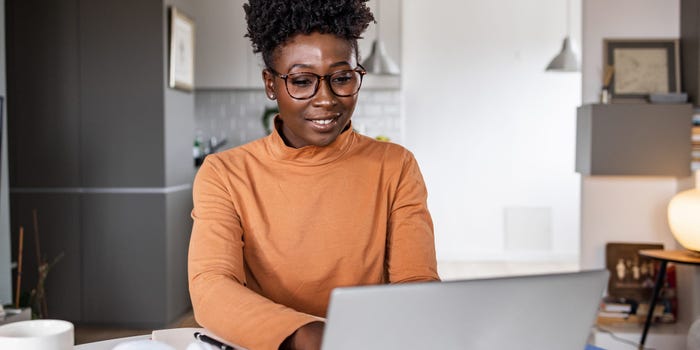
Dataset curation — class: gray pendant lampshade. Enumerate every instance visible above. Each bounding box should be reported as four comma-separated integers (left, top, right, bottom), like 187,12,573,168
361,0,400,75
546,36,579,72
546,0,579,72
362,39,400,75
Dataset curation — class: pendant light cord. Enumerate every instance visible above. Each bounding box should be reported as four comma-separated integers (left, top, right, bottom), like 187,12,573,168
566,0,571,37
375,0,382,40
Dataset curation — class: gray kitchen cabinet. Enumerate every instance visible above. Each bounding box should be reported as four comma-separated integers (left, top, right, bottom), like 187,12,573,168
360,0,401,89
7,0,194,327
576,103,693,176
192,0,401,90
192,0,262,89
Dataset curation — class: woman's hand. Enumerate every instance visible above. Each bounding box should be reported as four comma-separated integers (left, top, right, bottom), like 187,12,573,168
283,321,325,350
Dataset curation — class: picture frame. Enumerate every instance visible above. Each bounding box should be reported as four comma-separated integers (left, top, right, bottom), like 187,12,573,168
605,242,664,302
604,39,680,99
168,7,195,92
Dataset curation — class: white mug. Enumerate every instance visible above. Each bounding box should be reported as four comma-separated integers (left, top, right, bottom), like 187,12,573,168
0,319,74,350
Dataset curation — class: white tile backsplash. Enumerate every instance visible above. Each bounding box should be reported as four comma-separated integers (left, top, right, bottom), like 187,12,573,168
194,89,402,150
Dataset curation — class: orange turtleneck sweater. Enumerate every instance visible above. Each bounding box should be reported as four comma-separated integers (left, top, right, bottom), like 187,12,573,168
188,122,439,350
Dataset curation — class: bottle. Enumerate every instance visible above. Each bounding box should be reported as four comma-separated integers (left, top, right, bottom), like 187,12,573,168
193,130,204,166
600,88,610,104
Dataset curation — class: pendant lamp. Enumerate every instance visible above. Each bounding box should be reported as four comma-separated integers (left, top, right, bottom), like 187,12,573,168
546,0,579,72
362,1,400,75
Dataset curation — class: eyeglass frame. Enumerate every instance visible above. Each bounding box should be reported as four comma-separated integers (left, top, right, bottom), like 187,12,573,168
266,65,367,100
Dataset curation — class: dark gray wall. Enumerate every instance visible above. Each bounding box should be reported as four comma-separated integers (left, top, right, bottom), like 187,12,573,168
82,194,167,326
7,0,194,326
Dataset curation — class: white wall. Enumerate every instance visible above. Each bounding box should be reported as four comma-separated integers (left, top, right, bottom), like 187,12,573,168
580,176,680,269
579,0,681,269
580,0,700,329
581,0,680,104
0,0,12,305
403,0,582,262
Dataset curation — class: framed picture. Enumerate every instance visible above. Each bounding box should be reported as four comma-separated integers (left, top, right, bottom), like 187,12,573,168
169,7,195,91
604,39,680,99
605,242,664,302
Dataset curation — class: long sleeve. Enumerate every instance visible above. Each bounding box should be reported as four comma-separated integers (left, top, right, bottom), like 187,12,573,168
386,151,440,283
188,128,440,349
188,156,318,350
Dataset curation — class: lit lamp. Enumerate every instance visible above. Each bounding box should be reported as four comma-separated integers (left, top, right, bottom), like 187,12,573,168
667,171,700,253
668,171,700,350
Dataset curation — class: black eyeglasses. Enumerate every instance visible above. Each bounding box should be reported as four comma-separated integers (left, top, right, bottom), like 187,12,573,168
267,65,366,100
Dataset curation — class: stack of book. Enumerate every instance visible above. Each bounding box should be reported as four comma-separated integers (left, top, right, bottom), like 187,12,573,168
597,298,640,325
596,298,667,325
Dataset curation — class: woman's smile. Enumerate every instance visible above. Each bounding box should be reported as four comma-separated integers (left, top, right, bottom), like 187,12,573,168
307,113,342,131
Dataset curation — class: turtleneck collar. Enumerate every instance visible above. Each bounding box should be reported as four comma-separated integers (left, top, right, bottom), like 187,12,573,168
264,115,356,166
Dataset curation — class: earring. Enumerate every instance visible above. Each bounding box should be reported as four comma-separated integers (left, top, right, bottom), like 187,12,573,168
268,93,276,100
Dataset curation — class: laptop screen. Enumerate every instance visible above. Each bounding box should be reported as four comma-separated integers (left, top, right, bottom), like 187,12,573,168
322,269,608,350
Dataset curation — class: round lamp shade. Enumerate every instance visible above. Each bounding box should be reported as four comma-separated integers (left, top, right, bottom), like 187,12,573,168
668,186,700,252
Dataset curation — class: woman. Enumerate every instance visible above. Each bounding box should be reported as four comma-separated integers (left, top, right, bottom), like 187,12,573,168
188,1,439,349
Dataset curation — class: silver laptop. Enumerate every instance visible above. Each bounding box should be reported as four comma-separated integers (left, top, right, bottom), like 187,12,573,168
321,269,609,350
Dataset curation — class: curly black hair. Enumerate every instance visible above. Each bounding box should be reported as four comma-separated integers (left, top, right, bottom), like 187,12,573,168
243,0,374,69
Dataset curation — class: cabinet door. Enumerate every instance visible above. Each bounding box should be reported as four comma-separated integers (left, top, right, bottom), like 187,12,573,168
575,104,693,176
193,0,249,88
247,47,265,89
358,0,401,89
7,0,82,187
194,0,397,89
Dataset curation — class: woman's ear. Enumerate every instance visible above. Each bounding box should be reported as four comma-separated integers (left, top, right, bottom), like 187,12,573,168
262,69,277,100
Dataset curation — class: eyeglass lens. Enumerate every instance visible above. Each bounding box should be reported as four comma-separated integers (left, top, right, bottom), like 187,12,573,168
286,70,363,99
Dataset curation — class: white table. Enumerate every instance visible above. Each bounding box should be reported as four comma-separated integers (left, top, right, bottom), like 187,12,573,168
73,328,238,350
75,335,150,350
